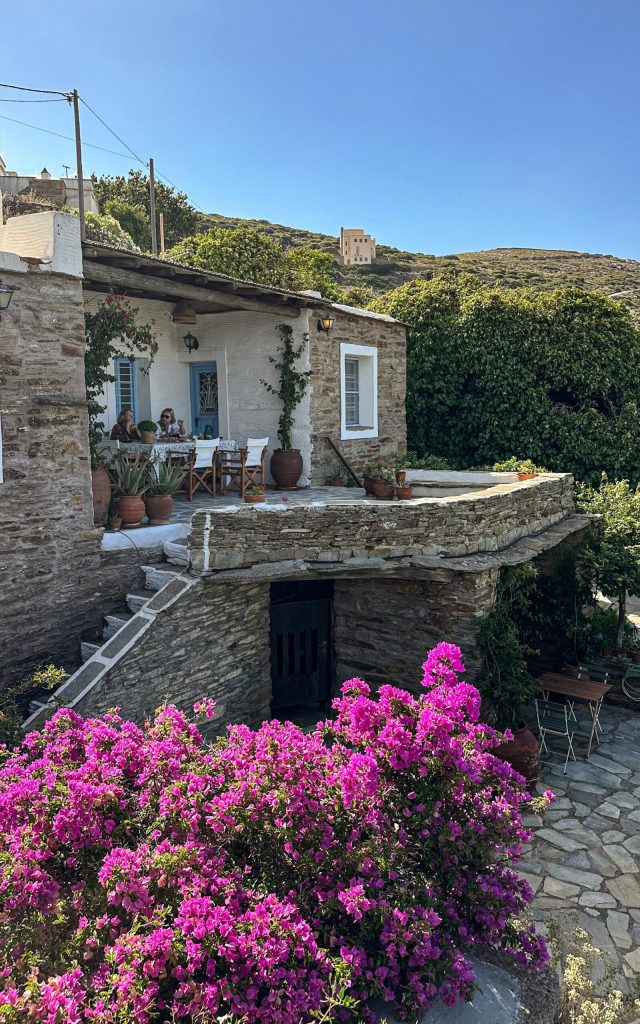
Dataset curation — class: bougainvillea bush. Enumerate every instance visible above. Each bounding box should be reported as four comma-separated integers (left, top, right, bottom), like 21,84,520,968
0,644,550,1022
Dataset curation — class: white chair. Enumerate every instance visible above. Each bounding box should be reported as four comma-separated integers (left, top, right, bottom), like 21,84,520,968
186,438,220,500
535,698,576,774
220,437,268,497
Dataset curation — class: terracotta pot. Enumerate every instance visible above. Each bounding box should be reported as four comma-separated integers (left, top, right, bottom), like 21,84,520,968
495,723,540,786
372,480,395,500
270,449,303,488
118,495,146,528
145,494,174,525
327,479,346,487
396,485,413,500
363,476,375,495
517,472,536,481
139,430,157,444
91,467,112,526
108,516,122,532
244,493,267,504
395,470,407,485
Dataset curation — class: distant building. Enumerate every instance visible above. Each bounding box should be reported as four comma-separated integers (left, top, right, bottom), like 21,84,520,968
0,154,98,214
340,227,376,266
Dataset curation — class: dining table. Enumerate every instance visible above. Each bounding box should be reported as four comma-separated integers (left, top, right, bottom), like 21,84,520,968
536,671,612,758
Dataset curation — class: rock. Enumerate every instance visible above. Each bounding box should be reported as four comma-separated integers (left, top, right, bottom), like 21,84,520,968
578,891,617,909
602,830,626,844
624,947,640,973
535,828,586,853
593,801,621,820
546,863,604,889
603,845,639,875
543,877,579,898
606,875,640,909
607,911,632,950
623,836,640,855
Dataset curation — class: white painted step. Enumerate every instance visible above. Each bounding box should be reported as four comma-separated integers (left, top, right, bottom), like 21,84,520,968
126,590,153,614
142,564,183,592
81,642,100,663
103,611,134,641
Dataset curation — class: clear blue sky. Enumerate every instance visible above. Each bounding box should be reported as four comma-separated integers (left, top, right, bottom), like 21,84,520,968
1,0,638,259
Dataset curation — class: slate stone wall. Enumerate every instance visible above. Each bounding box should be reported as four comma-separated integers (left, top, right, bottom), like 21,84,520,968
0,268,103,683
308,307,407,484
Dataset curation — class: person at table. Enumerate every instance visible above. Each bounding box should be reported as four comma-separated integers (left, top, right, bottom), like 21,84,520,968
156,408,186,439
110,408,140,443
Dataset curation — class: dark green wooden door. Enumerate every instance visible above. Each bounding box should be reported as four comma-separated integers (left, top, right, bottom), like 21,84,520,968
270,583,333,710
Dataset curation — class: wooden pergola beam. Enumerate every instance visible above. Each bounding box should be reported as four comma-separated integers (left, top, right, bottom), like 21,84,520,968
82,260,302,318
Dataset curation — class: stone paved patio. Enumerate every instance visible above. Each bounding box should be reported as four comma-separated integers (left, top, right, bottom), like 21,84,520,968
521,704,640,990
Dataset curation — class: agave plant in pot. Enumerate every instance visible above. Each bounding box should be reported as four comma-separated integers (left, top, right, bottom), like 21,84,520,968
108,452,152,528
261,323,311,488
145,459,184,524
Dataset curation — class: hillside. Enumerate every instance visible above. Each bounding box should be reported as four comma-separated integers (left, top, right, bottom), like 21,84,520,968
203,212,640,320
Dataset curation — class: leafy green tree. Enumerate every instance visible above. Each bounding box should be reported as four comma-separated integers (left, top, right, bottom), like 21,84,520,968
93,170,201,249
337,284,376,309
84,211,139,251
104,197,151,251
577,478,640,651
283,248,339,298
168,226,286,286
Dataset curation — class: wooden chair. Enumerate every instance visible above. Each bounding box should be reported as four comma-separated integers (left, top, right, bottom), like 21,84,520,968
220,437,268,498
185,439,220,500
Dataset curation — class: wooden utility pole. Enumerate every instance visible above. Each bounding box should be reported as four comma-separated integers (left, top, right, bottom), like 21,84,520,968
159,211,165,255
71,90,85,241
149,158,158,255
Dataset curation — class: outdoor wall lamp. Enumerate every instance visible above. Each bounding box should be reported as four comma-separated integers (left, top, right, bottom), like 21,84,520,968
0,281,15,320
183,331,200,353
317,314,334,333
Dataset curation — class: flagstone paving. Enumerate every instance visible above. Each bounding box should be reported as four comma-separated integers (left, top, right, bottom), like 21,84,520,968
521,704,640,991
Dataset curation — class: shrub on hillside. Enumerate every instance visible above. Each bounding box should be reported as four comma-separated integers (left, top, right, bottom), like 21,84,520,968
0,645,549,1022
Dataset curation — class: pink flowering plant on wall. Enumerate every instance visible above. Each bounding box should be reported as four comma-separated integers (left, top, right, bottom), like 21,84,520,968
0,644,550,1022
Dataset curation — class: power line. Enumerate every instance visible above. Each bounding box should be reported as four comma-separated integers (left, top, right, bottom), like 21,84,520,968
0,111,142,162
155,167,207,214
0,97,67,104
79,96,147,168
0,81,69,97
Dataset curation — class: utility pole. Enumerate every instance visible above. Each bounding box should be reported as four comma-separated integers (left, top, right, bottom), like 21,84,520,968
71,90,85,241
149,157,158,255
159,211,165,256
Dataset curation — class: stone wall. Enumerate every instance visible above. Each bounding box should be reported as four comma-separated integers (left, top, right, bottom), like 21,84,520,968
333,569,498,692
308,306,406,484
77,579,272,729
0,253,103,684
191,474,574,573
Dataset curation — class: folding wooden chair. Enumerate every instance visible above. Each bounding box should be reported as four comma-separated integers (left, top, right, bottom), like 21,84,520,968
220,437,268,498
186,438,220,500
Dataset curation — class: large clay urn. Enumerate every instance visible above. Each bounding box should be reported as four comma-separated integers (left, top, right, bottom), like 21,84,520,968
145,494,174,525
270,449,303,488
91,467,112,526
494,723,540,786
118,495,146,529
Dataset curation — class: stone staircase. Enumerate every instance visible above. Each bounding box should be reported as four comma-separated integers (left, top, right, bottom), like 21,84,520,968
25,538,193,730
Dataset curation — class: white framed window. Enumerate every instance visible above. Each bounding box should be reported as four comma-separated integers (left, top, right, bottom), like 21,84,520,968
340,342,378,440
114,357,137,420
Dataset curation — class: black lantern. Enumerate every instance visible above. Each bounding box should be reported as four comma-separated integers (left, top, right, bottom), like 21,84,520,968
0,280,15,320
183,331,200,353
317,315,334,333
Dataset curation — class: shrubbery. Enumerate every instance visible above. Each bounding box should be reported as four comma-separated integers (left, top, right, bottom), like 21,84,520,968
0,645,549,1022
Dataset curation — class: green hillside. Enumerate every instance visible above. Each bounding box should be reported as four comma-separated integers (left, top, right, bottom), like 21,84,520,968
203,212,640,320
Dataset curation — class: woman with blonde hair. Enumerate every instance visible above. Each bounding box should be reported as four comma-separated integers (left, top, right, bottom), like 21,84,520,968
110,408,140,443
156,408,185,438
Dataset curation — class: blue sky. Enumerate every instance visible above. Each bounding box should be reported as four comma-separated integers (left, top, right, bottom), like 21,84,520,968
1,0,638,259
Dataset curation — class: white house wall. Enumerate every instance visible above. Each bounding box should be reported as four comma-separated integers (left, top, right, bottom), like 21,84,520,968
87,292,311,485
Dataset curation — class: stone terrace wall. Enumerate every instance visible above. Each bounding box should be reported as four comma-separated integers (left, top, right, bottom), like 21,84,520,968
190,475,574,573
333,569,498,692
308,306,406,485
0,261,103,684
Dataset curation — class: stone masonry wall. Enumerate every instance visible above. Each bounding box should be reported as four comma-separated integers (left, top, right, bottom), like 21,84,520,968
191,475,574,573
78,579,272,729
333,570,498,693
0,266,103,684
308,307,406,484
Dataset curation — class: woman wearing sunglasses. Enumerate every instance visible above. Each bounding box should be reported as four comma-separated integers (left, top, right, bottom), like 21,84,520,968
156,408,186,439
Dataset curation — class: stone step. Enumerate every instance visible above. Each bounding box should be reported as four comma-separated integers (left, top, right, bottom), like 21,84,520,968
164,538,189,566
141,564,183,592
81,641,100,663
126,590,154,614
103,611,134,640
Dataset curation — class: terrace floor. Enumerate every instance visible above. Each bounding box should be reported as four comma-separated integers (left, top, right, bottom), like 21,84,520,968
523,704,640,991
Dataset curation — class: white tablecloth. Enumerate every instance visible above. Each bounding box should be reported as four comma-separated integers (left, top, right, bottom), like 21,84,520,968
98,439,239,462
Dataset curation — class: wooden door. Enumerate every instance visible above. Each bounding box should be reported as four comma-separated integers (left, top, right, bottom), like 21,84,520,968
270,583,333,710
189,362,219,436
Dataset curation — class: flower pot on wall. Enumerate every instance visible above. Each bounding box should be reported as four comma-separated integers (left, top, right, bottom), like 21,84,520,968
372,480,395,500
145,494,174,525
396,485,413,500
270,449,303,488
244,493,267,504
139,430,157,445
118,496,146,529
517,472,536,481
91,467,112,526
494,723,540,786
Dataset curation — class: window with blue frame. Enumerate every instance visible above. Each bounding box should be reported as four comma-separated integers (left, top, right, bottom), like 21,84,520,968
114,358,137,420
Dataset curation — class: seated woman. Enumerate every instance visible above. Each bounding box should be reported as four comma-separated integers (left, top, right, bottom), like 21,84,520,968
110,408,141,443
156,408,186,439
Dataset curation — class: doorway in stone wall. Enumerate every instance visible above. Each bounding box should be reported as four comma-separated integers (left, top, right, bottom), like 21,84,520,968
270,580,334,723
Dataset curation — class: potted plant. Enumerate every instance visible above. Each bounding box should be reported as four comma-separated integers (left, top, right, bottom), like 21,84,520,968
491,457,546,481
261,324,311,488
326,474,346,487
394,454,410,485
145,460,184,525
396,484,414,500
362,463,379,495
372,466,396,500
90,447,112,526
244,483,267,505
108,452,152,528
138,419,158,445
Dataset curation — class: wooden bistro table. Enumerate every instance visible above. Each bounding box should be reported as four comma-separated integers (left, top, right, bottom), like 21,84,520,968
536,672,612,759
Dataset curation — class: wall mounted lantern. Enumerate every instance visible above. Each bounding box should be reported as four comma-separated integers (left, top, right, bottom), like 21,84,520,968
317,314,334,333
183,331,200,353
0,281,15,321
